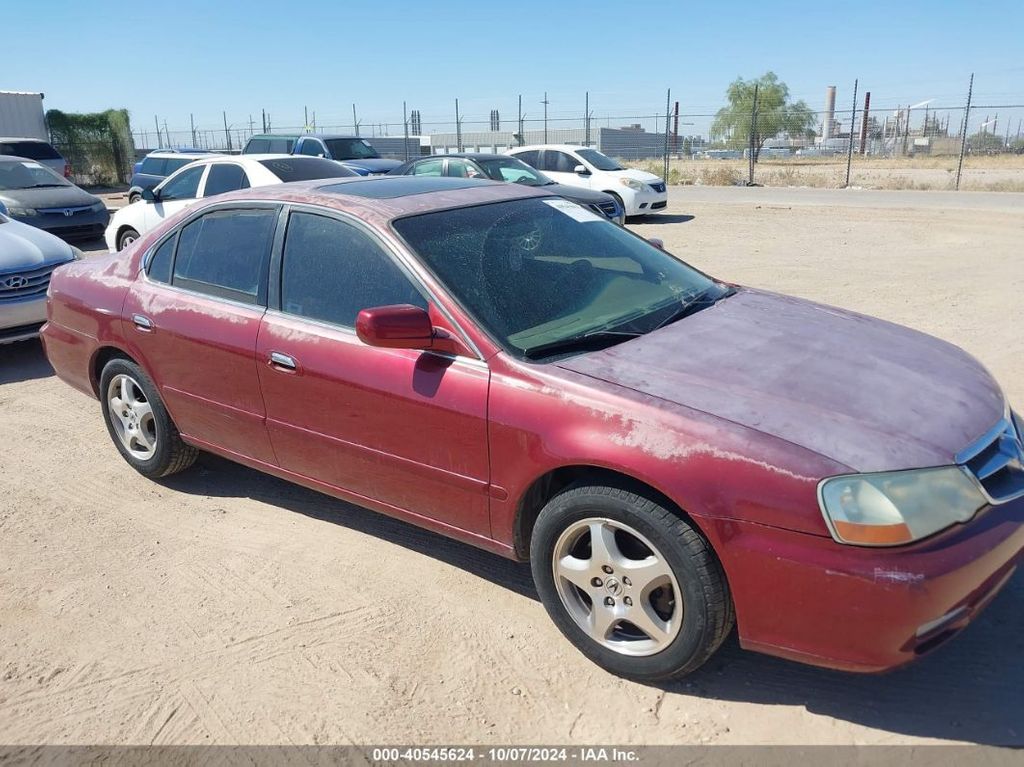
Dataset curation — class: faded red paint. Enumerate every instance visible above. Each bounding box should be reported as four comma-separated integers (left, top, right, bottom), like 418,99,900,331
40,178,1024,673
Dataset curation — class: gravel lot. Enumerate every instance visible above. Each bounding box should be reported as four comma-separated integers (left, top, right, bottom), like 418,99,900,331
1,187,1022,746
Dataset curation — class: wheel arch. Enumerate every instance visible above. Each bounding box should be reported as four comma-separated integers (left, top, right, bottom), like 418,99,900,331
512,464,694,561
89,345,140,397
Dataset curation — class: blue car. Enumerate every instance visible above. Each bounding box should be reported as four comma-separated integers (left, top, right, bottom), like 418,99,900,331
128,150,215,202
242,134,401,175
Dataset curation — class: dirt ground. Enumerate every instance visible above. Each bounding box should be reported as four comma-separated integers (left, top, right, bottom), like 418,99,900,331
1,187,1022,746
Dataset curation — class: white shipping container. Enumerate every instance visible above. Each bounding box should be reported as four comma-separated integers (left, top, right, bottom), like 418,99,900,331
0,91,48,140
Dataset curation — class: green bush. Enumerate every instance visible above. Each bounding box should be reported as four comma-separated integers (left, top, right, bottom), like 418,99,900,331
46,109,136,186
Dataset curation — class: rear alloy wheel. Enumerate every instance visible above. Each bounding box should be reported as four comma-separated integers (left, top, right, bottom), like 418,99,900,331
531,484,734,682
100,358,198,479
117,227,140,251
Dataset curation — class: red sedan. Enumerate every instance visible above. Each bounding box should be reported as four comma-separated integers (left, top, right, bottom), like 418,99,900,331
41,176,1024,681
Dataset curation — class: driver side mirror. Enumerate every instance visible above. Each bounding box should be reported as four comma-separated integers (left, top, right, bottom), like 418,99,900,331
142,187,158,202
573,164,590,175
0,200,8,216
356,304,435,350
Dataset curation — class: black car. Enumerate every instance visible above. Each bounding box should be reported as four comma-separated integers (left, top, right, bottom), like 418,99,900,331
388,153,625,224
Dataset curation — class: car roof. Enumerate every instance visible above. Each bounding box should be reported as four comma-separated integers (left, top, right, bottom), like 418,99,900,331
511,144,595,153
201,175,554,224
0,137,53,143
0,153,59,162
145,150,216,159
438,153,519,161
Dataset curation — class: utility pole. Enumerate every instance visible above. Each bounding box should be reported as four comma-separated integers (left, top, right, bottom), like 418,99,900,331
662,88,671,183
190,114,197,148
541,92,549,144
517,94,523,146
154,115,162,149
403,101,409,161
353,104,359,136
261,109,267,134
747,83,758,185
844,79,858,188
304,106,309,132
223,111,231,151
955,73,974,190
584,91,590,147
455,98,462,152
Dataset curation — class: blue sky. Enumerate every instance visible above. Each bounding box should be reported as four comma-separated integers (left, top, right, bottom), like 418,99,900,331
4,0,1022,138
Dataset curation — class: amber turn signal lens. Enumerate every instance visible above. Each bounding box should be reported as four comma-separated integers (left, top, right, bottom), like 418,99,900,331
833,520,914,546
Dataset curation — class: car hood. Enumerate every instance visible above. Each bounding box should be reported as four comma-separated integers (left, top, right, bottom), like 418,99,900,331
613,167,662,183
556,288,1005,473
0,185,100,209
340,158,402,174
544,183,616,205
0,218,74,268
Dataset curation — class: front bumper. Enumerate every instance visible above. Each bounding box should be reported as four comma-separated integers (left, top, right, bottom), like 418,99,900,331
0,295,48,344
702,495,1024,672
621,187,668,216
11,208,110,240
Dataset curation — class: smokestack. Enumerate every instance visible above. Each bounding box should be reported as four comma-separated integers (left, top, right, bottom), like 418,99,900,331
822,85,837,143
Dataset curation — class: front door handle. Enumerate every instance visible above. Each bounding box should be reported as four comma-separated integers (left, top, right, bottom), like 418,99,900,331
132,314,153,331
269,351,297,371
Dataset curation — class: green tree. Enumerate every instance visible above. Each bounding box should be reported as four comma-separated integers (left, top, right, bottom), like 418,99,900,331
711,72,816,161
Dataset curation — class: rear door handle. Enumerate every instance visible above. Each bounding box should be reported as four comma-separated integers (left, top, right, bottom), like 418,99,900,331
132,314,153,331
269,351,297,371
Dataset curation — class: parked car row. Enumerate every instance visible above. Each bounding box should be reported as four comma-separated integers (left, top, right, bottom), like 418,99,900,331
106,155,356,251
39,174,1024,683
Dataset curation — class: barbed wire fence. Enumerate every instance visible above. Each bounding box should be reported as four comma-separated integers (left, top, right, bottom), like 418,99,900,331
128,77,1023,192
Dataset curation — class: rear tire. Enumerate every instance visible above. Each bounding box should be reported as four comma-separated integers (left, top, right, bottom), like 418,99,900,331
128,192,141,204
117,227,140,251
99,358,198,479
530,484,734,682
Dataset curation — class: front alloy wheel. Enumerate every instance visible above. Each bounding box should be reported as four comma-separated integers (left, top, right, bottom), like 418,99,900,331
552,517,682,656
531,484,734,682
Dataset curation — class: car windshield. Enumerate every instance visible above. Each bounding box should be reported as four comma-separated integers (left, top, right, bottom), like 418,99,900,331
393,197,721,360
258,157,357,181
0,159,71,190
324,138,380,160
476,157,551,186
576,149,623,171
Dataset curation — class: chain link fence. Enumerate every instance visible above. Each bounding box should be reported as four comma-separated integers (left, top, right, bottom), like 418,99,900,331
130,80,1024,192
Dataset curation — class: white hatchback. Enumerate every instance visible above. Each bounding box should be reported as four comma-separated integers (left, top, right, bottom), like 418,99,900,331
104,155,356,252
506,145,667,217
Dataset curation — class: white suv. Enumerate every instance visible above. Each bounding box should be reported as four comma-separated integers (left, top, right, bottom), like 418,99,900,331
506,145,667,217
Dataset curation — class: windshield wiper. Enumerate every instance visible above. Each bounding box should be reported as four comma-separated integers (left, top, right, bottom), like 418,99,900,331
522,329,642,360
650,286,736,332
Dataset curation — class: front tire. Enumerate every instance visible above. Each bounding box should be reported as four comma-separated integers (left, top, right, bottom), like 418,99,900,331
530,484,734,682
100,358,198,479
128,192,141,204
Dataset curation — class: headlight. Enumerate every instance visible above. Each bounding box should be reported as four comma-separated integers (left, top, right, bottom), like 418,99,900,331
818,466,986,546
91,201,108,213
619,178,646,191
8,206,38,216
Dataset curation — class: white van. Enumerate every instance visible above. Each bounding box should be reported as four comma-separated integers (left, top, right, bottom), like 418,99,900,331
506,144,667,217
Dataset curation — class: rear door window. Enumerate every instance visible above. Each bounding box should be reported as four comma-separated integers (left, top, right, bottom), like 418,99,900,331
203,164,251,197
514,150,540,167
172,208,277,304
147,233,177,284
139,157,166,175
